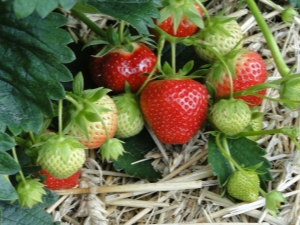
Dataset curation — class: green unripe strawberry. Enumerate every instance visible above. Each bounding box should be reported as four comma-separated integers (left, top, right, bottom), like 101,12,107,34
211,99,252,136
280,76,300,110
113,90,144,138
37,133,87,179
194,18,243,62
246,112,264,141
227,170,260,202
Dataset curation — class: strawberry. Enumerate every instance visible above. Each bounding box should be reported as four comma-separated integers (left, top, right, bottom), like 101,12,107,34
140,79,208,144
67,94,118,149
113,87,144,138
40,169,80,190
208,49,268,107
154,0,204,37
226,170,260,202
211,99,252,136
194,17,243,62
37,132,86,179
280,76,300,110
90,42,157,94
246,112,264,141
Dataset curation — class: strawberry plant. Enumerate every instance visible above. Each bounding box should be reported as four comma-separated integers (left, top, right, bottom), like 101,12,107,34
0,0,300,224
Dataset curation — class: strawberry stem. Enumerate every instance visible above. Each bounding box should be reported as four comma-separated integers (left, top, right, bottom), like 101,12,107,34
12,146,27,185
136,36,166,96
215,133,268,197
245,0,290,77
170,42,177,74
71,9,106,38
58,99,63,138
118,20,125,44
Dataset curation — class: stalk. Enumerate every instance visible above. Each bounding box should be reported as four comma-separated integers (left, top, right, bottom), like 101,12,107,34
245,0,290,77
71,9,106,38
12,147,27,185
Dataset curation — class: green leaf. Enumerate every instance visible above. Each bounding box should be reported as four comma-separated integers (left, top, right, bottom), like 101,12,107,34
87,0,161,34
0,175,18,201
35,0,59,18
0,131,15,152
13,0,80,18
0,1,75,134
13,0,37,19
0,152,20,175
113,128,162,181
0,190,58,225
208,135,272,187
59,0,78,10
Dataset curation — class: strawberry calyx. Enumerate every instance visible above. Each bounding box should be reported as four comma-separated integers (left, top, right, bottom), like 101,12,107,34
279,73,300,110
64,73,113,141
83,23,156,57
16,175,46,208
265,190,286,217
100,138,125,161
36,133,87,165
157,0,205,34
198,15,238,39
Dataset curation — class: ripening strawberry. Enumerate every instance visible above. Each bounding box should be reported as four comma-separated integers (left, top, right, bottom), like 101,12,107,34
208,49,268,107
90,42,157,94
113,91,144,138
140,79,208,144
41,169,80,190
154,1,204,37
195,18,243,62
227,170,260,202
67,94,118,149
37,133,86,179
211,99,252,136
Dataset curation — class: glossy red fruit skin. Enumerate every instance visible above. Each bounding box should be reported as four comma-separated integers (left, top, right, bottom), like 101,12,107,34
140,79,208,144
90,42,157,94
41,169,80,190
213,50,267,107
156,4,203,37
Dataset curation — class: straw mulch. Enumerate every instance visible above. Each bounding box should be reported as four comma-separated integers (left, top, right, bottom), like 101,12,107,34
48,0,300,224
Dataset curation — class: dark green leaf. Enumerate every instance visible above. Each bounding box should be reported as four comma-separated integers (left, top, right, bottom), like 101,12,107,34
59,0,78,10
208,135,272,187
113,128,162,181
13,0,37,19
0,131,15,152
0,175,18,201
35,0,59,18
0,191,58,225
87,0,161,34
0,152,20,175
0,1,75,134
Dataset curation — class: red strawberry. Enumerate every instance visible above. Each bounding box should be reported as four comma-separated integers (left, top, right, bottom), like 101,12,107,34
156,4,203,37
154,1,204,37
140,79,208,144
40,169,80,190
208,49,267,107
90,42,157,94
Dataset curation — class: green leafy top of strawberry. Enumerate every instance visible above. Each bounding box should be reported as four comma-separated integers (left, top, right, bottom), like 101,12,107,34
36,132,87,164
198,14,238,39
265,190,286,217
101,138,125,161
16,176,46,208
157,0,205,34
64,73,113,141
83,23,156,57
279,74,300,110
